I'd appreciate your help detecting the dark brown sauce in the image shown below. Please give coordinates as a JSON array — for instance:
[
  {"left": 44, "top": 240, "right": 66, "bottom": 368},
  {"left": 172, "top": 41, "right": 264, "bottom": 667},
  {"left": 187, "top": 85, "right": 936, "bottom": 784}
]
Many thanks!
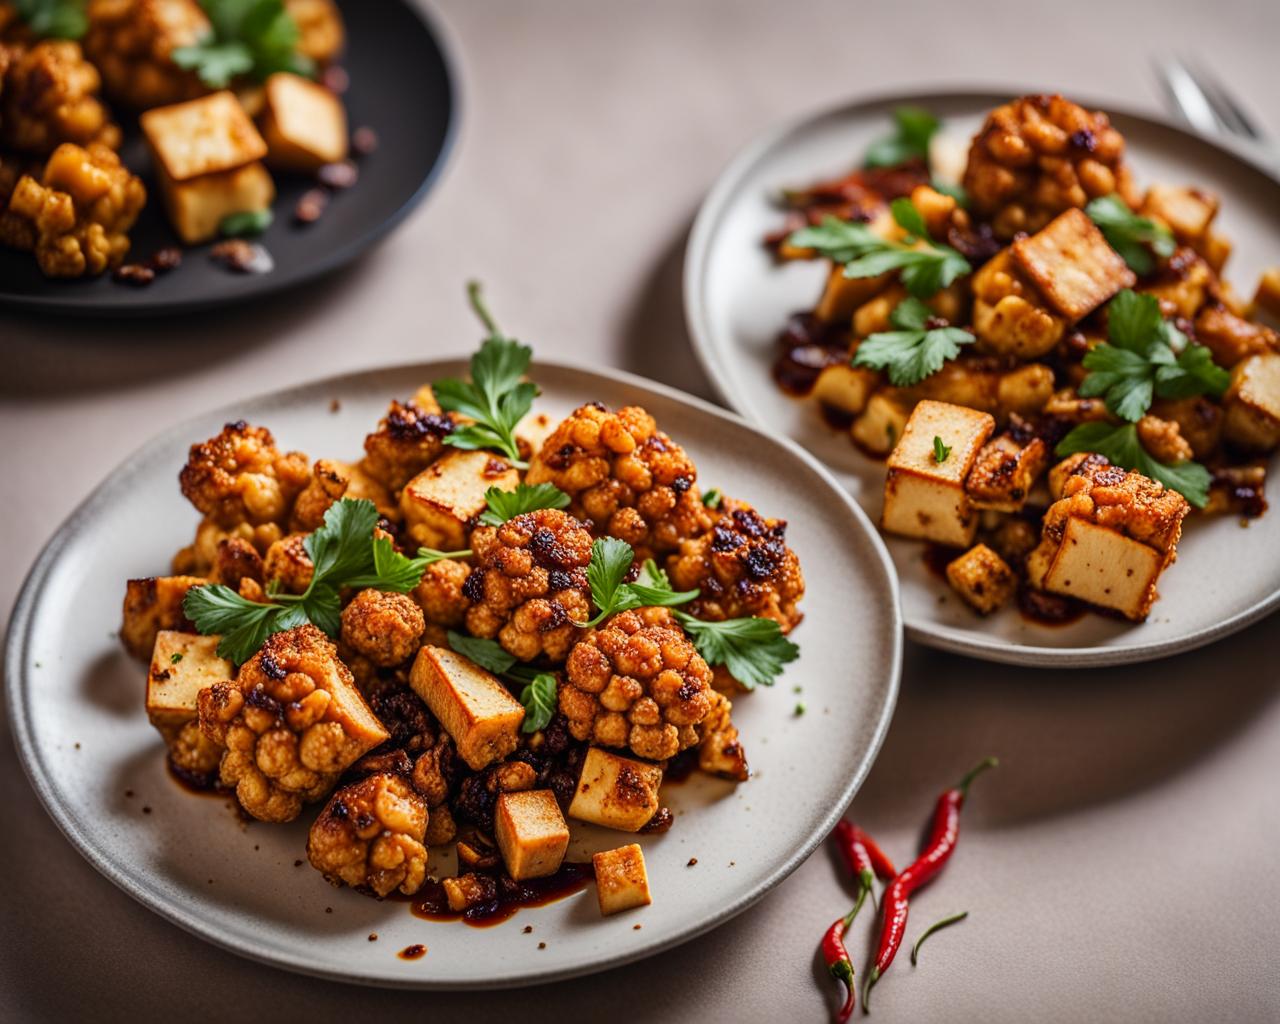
[
  {"left": 166, "top": 758, "right": 229, "bottom": 797},
  {"left": 771, "top": 313, "right": 850, "bottom": 397},
  {"left": 398, "top": 944, "right": 426, "bottom": 960},
  {"left": 922, "top": 544, "right": 966, "bottom": 580},
  {"left": 1016, "top": 585, "right": 1088, "bottom": 627},
  {"left": 661, "top": 748, "right": 698, "bottom": 784},
  {"left": 818, "top": 402, "right": 855, "bottom": 433},
  {"left": 404, "top": 862, "right": 596, "bottom": 928}
]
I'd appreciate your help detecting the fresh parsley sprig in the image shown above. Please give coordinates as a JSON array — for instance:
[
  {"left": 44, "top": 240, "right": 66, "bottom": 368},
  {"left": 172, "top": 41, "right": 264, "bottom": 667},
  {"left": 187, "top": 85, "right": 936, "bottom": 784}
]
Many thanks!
[
  {"left": 171, "top": 0, "right": 315, "bottom": 89},
  {"left": 1079, "top": 290, "right": 1230, "bottom": 422},
  {"left": 852, "top": 296, "right": 976, "bottom": 387},
  {"left": 933, "top": 436, "right": 952, "bottom": 463},
  {"left": 445, "top": 631, "right": 557, "bottom": 733},
  {"left": 1085, "top": 194, "right": 1175, "bottom": 276},
  {"left": 13, "top": 0, "right": 87, "bottom": 39},
  {"left": 433, "top": 283, "right": 538, "bottom": 468},
  {"left": 574, "top": 539, "right": 701, "bottom": 628},
  {"left": 479, "top": 483, "right": 569, "bottom": 526},
  {"left": 864, "top": 106, "right": 939, "bottom": 169},
  {"left": 1055, "top": 422, "right": 1212, "bottom": 508},
  {"left": 788, "top": 199, "right": 971, "bottom": 300}
]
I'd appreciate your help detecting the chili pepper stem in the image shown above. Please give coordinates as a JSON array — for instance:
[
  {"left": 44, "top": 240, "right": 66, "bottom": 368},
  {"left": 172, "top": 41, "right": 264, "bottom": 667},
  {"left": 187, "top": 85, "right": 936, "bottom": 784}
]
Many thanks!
[
  {"left": 956, "top": 756, "right": 999, "bottom": 799},
  {"left": 862, "top": 967, "right": 880, "bottom": 1014}
]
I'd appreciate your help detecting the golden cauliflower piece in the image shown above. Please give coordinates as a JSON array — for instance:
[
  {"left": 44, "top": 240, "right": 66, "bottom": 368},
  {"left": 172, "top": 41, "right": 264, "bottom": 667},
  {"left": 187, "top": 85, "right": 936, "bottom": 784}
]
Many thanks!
[
  {"left": 695, "top": 690, "right": 748, "bottom": 782},
  {"left": 0, "top": 151, "right": 41, "bottom": 251},
  {"left": 289, "top": 458, "right": 397, "bottom": 532},
  {"left": 462, "top": 508, "right": 594, "bottom": 663},
  {"left": 197, "top": 625, "right": 390, "bottom": 823},
  {"left": 307, "top": 772, "right": 430, "bottom": 898},
  {"left": 208, "top": 535, "right": 264, "bottom": 589},
  {"left": 1042, "top": 456, "right": 1190, "bottom": 555},
  {"left": 963, "top": 94, "right": 1138, "bottom": 240},
  {"left": 166, "top": 718, "right": 223, "bottom": 784},
  {"left": 262, "top": 532, "right": 313, "bottom": 594},
  {"left": 83, "top": 0, "right": 210, "bottom": 110},
  {"left": 179, "top": 421, "right": 310, "bottom": 529},
  {"left": 667, "top": 499, "right": 805, "bottom": 632},
  {"left": 561, "top": 607, "right": 714, "bottom": 761},
  {"left": 361, "top": 387, "right": 455, "bottom": 493},
  {"left": 340, "top": 588, "right": 426, "bottom": 668},
  {"left": 284, "top": 0, "right": 344, "bottom": 65},
  {"left": 412, "top": 558, "right": 471, "bottom": 628},
  {"left": 0, "top": 40, "right": 120, "bottom": 155},
  {"left": 970, "top": 248, "right": 1066, "bottom": 359},
  {"left": 526, "top": 403, "right": 713, "bottom": 558}
]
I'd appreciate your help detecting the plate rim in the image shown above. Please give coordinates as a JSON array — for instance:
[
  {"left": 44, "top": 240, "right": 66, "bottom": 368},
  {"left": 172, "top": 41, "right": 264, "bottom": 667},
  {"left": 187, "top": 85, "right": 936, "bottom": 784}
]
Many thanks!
[
  {"left": 683, "top": 86, "right": 1280, "bottom": 668},
  {"left": 3, "top": 357, "right": 903, "bottom": 988},
  {"left": 0, "top": 0, "right": 460, "bottom": 318}
]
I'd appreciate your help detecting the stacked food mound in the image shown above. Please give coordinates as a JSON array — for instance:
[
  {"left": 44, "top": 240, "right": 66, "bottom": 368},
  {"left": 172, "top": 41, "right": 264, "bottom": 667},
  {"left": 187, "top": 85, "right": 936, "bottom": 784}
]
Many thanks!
[
  {"left": 769, "top": 94, "right": 1280, "bottom": 622},
  {"left": 119, "top": 289, "right": 803, "bottom": 921},
  {"left": 0, "top": 0, "right": 351, "bottom": 279}
]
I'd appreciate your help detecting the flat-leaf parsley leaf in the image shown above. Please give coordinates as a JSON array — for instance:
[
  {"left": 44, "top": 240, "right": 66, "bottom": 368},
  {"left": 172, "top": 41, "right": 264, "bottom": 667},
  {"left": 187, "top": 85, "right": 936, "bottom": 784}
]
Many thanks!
[
  {"left": 478, "top": 483, "right": 570, "bottom": 525},
  {"left": 852, "top": 296, "right": 976, "bottom": 386},
  {"left": 864, "top": 106, "right": 939, "bottom": 169},
  {"left": 1055, "top": 421, "right": 1212, "bottom": 508},
  {"left": 1085, "top": 194, "right": 1175, "bottom": 276}
]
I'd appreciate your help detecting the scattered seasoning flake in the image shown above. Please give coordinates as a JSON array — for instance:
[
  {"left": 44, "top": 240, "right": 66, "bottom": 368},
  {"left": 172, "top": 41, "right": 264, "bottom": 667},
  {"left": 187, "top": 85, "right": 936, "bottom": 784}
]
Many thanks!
[
  {"left": 148, "top": 247, "right": 182, "bottom": 273},
  {"left": 368, "top": 934, "right": 378, "bottom": 942},
  {"left": 522, "top": 926, "right": 532, "bottom": 934},
  {"left": 687, "top": 858, "right": 698, "bottom": 867},
  {"left": 538, "top": 942, "right": 546, "bottom": 950},
  {"left": 75, "top": 743, "right": 81, "bottom": 749},
  {"left": 633, "top": 924, "right": 642, "bottom": 930},
  {"left": 125, "top": 789, "right": 134, "bottom": 797},
  {"left": 326, "top": 908, "right": 333, "bottom": 914},
  {"left": 321, "top": 65, "right": 349, "bottom": 94},
  {"left": 296, "top": 187, "right": 329, "bottom": 223},
  {"left": 793, "top": 685, "right": 802, "bottom": 693},
  {"left": 254, "top": 845, "right": 259, "bottom": 851},
  {"left": 171, "top": 652, "right": 184, "bottom": 664},
  {"left": 143, "top": 806, "right": 152, "bottom": 814},
  {"left": 294, "top": 860, "right": 303, "bottom": 867},
  {"left": 317, "top": 159, "right": 358, "bottom": 189},
  {"left": 208, "top": 879, "right": 213, "bottom": 884},
  {"left": 729, "top": 861, "right": 735, "bottom": 866},
  {"left": 795, "top": 702, "right": 807, "bottom": 715},
  {"left": 113, "top": 263, "right": 155, "bottom": 285},
  {"left": 352, "top": 126, "right": 378, "bottom": 154},
  {"left": 330, "top": 397, "right": 341, "bottom": 413}
]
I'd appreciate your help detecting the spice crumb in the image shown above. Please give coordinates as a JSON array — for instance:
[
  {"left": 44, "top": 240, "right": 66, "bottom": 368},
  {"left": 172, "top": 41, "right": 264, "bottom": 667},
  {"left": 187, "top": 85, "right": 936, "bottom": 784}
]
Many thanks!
[
  {"left": 125, "top": 789, "right": 134, "bottom": 798},
  {"left": 254, "top": 845, "right": 259, "bottom": 851},
  {"left": 538, "top": 942, "right": 546, "bottom": 950},
  {"left": 352, "top": 126, "right": 378, "bottom": 154},
  {"left": 729, "top": 861, "right": 735, "bottom": 866},
  {"left": 142, "top": 806, "right": 152, "bottom": 814},
  {"left": 633, "top": 924, "right": 642, "bottom": 930},
  {"left": 207, "top": 879, "right": 213, "bottom": 884},
  {"left": 329, "top": 397, "right": 341, "bottom": 413},
  {"left": 326, "top": 908, "right": 333, "bottom": 914},
  {"left": 368, "top": 934, "right": 378, "bottom": 942},
  {"left": 522, "top": 926, "right": 532, "bottom": 934},
  {"left": 687, "top": 858, "right": 697, "bottom": 867},
  {"left": 75, "top": 743, "right": 81, "bottom": 749},
  {"left": 295, "top": 860, "right": 303, "bottom": 866}
]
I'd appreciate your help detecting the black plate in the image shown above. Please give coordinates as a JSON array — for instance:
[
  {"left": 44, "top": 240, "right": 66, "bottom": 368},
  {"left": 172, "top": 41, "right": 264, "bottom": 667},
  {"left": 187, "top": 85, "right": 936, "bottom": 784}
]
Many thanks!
[{"left": 0, "top": 0, "right": 455, "bottom": 316}]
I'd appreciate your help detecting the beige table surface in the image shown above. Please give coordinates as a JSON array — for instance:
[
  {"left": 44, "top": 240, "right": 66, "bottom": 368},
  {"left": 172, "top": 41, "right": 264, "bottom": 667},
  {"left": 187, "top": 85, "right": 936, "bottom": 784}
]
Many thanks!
[{"left": 3, "top": 1, "right": 1280, "bottom": 1020}]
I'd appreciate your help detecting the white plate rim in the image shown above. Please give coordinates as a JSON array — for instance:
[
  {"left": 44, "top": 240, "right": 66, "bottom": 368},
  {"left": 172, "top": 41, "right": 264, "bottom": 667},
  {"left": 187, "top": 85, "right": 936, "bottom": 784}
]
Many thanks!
[
  {"left": 3, "top": 358, "right": 903, "bottom": 988},
  {"left": 683, "top": 87, "right": 1280, "bottom": 668}
]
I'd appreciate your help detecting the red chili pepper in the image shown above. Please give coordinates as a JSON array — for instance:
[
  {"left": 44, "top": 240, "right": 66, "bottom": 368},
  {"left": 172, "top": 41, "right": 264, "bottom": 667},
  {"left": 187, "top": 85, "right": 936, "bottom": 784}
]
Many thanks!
[
  {"left": 823, "top": 907, "right": 859, "bottom": 1023},
  {"left": 863, "top": 757, "right": 996, "bottom": 1012},
  {"left": 835, "top": 820, "right": 897, "bottom": 883}
]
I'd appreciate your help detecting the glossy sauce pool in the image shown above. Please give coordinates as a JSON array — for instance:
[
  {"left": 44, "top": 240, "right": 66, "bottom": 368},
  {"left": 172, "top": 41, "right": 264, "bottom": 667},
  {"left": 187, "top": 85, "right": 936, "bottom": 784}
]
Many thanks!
[{"left": 398, "top": 862, "right": 596, "bottom": 928}]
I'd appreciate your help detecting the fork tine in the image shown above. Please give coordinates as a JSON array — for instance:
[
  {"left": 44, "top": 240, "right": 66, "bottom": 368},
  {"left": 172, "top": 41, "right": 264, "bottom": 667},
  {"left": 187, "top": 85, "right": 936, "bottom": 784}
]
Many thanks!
[
  {"left": 1183, "top": 62, "right": 1263, "bottom": 141},
  {"left": 1157, "top": 57, "right": 1224, "bottom": 136}
]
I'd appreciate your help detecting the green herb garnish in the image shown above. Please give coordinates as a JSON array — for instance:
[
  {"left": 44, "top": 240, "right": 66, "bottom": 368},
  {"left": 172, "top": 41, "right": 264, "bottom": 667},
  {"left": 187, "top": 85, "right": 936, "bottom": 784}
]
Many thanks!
[
  {"left": 852, "top": 296, "right": 976, "bottom": 386},
  {"left": 432, "top": 283, "right": 538, "bottom": 468},
  {"left": 864, "top": 106, "right": 939, "bottom": 169},
  {"left": 478, "top": 483, "right": 570, "bottom": 526},
  {"left": 171, "top": 0, "right": 315, "bottom": 88},
  {"left": 672, "top": 611, "right": 799, "bottom": 691},
  {"left": 788, "top": 199, "right": 971, "bottom": 300},
  {"left": 702, "top": 488, "right": 722, "bottom": 510},
  {"left": 170, "top": 652, "right": 184, "bottom": 664},
  {"left": 574, "top": 540, "right": 700, "bottom": 628},
  {"left": 795, "top": 702, "right": 807, "bottom": 716},
  {"left": 445, "top": 631, "right": 556, "bottom": 733},
  {"left": 1085, "top": 194, "right": 1175, "bottom": 276},
  {"left": 933, "top": 436, "right": 952, "bottom": 463},
  {"left": 220, "top": 208, "right": 274, "bottom": 237},
  {"left": 12, "top": 0, "right": 87, "bottom": 39},
  {"left": 1055, "top": 422, "right": 1212, "bottom": 507}
]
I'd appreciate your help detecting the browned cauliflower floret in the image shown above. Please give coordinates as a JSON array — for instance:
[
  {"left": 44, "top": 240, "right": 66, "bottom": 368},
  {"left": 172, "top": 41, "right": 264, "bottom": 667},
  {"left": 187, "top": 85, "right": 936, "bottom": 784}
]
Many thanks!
[
  {"left": 526, "top": 403, "right": 714, "bottom": 557},
  {"left": 667, "top": 499, "right": 805, "bottom": 632},
  {"left": 963, "top": 94, "right": 1139, "bottom": 240},
  {"left": 695, "top": 690, "right": 748, "bottom": 782},
  {"left": 0, "top": 150, "right": 41, "bottom": 251},
  {"left": 361, "top": 387, "right": 454, "bottom": 493},
  {"left": 179, "top": 421, "right": 310, "bottom": 529},
  {"left": 561, "top": 607, "right": 713, "bottom": 761},
  {"left": 1, "top": 40, "right": 121, "bottom": 154},
  {"left": 262, "top": 532, "right": 313, "bottom": 594},
  {"left": 1042, "top": 457, "right": 1190, "bottom": 555},
  {"left": 307, "top": 772, "right": 429, "bottom": 897},
  {"left": 197, "top": 625, "right": 390, "bottom": 823},
  {"left": 289, "top": 458, "right": 397, "bottom": 533},
  {"left": 208, "top": 535, "right": 264, "bottom": 589},
  {"left": 462, "top": 509, "right": 594, "bottom": 663},
  {"left": 82, "top": 0, "right": 210, "bottom": 110},
  {"left": 412, "top": 558, "right": 470, "bottom": 628},
  {"left": 166, "top": 718, "right": 223, "bottom": 784},
  {"left": 340, "top": 588, "right": 425, "bottom": 668}
]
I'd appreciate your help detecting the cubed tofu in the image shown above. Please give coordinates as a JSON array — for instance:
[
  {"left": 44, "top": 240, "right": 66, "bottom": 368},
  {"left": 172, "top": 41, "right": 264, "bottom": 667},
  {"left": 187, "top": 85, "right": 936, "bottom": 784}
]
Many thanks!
[
  {"left": 1042, "top": 517, "right": 1165, "bottom": 620},
  {"left": 965, "top": 432, "right": 1049, "bottom": 512},
  {"left": 1254, "top": 267, "right": 1280, "bottom": 321},
  {"left": 1200, "top": 232, "right": 1231, "bottom": 275},
  {"left": 1223, "top": 353, "right": 1280, "bottom": 452},
  {"left": 881, "top": 400, "right": 995, "bottom": 546},
  {"left": 567, "top": 747, "right": 663, "bottom": 832},
  {"left": 147, "top": 631, "right": 235, "bottom": 740},
  {"left": 1194, "top": 307, "right": 1279, "bottom": 370},
  {"left": 493, "top": 790, "right": 570, "bottom": 881},
  {"left": 945, "top": 544, "right": 1016, "bottom": 615},
  {"left": 593, "top": 844, "right": 651, "bottom": 917},
  {"left": 153, "top": 160, "right": 275, "bottom": 245},
  {"left": 1141, "top": 184, "right": 1219, "bottom": 244},
  {"left": 1012, "top": 208, "right": 1136, "bottom": 321},
  {"left": 1140, "top": 248, "right": 1212, "bottom": 320},
  {"left": 850, "top": 392, "right": 909, "bottom": 455},
  {"left": 409, "top": 645, "right": 524, "bottom": 770},
  {"left": 140, "top": 92, "right": 268, "bottom": 182},
  {"left": 257, "top": 72, "right": 348, "bottom": 173},
  {"left": 812, "top": 363, "right": 877, "bottom": 417},
  {"left": 400, "top": 449, "right": 520, "bottom": 551},
  {"left": 815, "top": 263, "right": 891, "bottom": 323},
  {"left": 121, "top": 575, "right": 206, "bottom": 660},
  {"left": 515, "top": 411, "right": 557, "bottom": 461}
]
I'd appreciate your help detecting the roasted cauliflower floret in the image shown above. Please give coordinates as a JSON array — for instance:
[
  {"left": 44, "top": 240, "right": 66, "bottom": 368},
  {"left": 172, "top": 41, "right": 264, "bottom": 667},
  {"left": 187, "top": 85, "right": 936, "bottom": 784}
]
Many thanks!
[
  {"left": 1, "top": 40, "right": 120, "bottom": 155},
  {"left": 307, "top": 772, "right": 429, "bottom": 897},
  {"left": 361, "top": 389, "right": 454, "bottom": 493},
  {"left": 208, "top": 535, "right": 264, "bottom": 589},
  {"left": 197, "top": 625, "right": 390, "bottom": 823},
  {"left": 83, "top": 0, "right": 210, "bottom": 110},
  {"left": 561, "top": 607, "right": 713, "bottom": 761},
  {"left": 284, "top": 0, "right": 344, "bottom": 65},
  {"left": 970, "top": 249, "right": 1066, "bottom": 358},
  {"left": 412, "top": 558, "right": 471, "bottom": 628},
  {"left": 1042, "top": 458, "right": 1190, "bottom": 556},
  {"left": 262, "top": 532, "right": 313, "bottom": 594},
  {"left": 179, "top": 421, "right": 310, "bottom": 529},
  {"left": 963, "top": 94, "right": 1138, "bottom": 240},
  {"left": 340, "top": 588, "right": 426, "bottom": 668},
  {"left": 694, "top": 690, "right": 748, "bottom": 781},
  {"left": 290, "top": 458, "right": 397, "bottom": 532},
  {"left": 526, "top": 403, "right": 714, "bottom": 557},
  {"left": 167, "top": 718, "right": 223, "bottom": 782},
  {"left": 667, "top": 500, "right": 805, "bottom": 632},
  {"left": 462, "top": 509, "right": 594, "bottom": 663}
]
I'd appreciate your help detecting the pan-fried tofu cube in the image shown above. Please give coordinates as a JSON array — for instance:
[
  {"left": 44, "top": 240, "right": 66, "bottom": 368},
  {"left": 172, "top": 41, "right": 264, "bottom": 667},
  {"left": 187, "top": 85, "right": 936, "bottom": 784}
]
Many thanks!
[
  {"left": 881, "top": 400, "right": 995, "bottom": 547},
  {"left": 945, "top": 544, "right": 1015, "bottom": 615},
  {"left": 121, "top": 575, "right": 206, "bottom": 660},
  {"left": 140, "top": 92, "right": 268, "bottom": 182},
  {"left": 813, "top": 363, "right": 877, "bottom": 416},
  {"left": 1141, "top": 184, "right": 1219, "bottom": 244},
  {"left": 567, "top": 747, "right": 662, "bottom": 832},
  {"left": 493, "top": 790, "right": 570, "bottom": 881},
  {"left": 409, "top": 645, "right": 525, "bottom": 769},
  {"left": 1254, "top": 267, "right": 1280, "bottom": 321},
  {"left": 152, "top": 160, "right": 276, "bottom": 245},
  {"left": 147, "top": 631, "right": 235, "bottom": 740},
  {"left": 1194, "top": 308, "right": 1279, "bottom": 370},
  {"left": 1200, "top": 232, "right": 1231, "bottom": 275},
  {"left": 851, "top": 393, "right": 909, "bottom": 455},
  {"left": 400, "top": 450, "right": 520, "bottom": 551},
  {"left": 593, "top": 844, "right": 651, "bottom": 917},
  {"left": 515, "top": 411, "right": 557, "bottom": 461},
  {"left": 1012, "top": 208, "right": 1136, "bottom": 321},
  {"left": 1042, "top": 517, "right": 1165, "bottom": 620},
  {"left": 257, "top": 72, "right": 348, "bottom": 173},
  {"left": 1223, "top": 353, "right": 1280, "bottom": 452},
  {"left": 815, "top": 263, "right": 891, "bottom": 323},
  {"left": 965, "top": 431, "right": 1049, "bottom": 512}
]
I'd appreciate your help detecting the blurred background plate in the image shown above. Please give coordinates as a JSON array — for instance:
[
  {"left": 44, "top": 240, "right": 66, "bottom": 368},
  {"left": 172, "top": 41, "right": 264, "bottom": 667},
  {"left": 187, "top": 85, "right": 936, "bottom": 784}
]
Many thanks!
[
  {"left": 5, "top": 360, "right": 901, "bottom": 987},
  {"left": 0, "top": 0, "right": 455, "bottom": 316},
  {"left": 684, "top": 90, "right": 1280, "bottom": 667}
]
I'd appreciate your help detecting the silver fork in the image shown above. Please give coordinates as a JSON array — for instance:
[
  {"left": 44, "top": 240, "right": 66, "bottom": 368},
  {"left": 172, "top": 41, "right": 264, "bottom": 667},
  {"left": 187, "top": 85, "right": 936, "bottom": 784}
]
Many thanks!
[{"left": 1156, "top": 57, "right": 1279, "bottom": 176}]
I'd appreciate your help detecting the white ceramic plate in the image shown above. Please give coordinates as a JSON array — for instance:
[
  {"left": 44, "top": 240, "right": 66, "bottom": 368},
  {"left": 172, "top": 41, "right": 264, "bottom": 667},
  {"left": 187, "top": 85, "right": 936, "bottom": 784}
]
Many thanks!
[
  {"left": 4, "top": 361, "right": 902, "bottom": 988},
  {"left": 685, "top": 90, "right": 1280, "bottom": 666}
]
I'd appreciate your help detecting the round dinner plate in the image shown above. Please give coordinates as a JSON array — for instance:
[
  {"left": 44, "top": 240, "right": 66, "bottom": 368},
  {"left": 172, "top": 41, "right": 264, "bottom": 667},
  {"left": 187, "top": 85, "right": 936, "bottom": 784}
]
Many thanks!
[
  {"left": 4, "top": 360, "right": 902, "bottom": 988},
  {"left": 0, "top": 0, "right": 455, "bottom": 316},
  {"left": 685, "top": 90, "right": 1280, "bottom": 667}
]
